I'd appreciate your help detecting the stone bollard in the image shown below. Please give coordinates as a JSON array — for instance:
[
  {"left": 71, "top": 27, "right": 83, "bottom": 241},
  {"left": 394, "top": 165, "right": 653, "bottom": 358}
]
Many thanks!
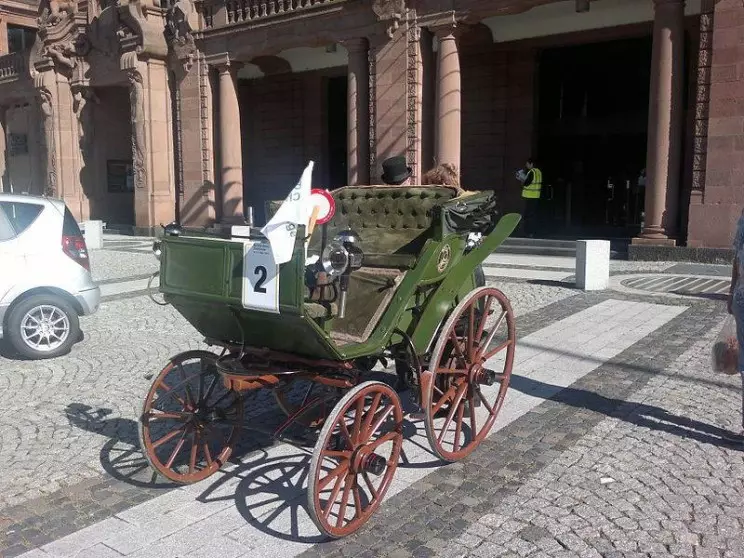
[
  {"left": 576, "top": 240, "right": 610, "bottom": 291},
  {"left": 81, "top": 220, "right": 104, "bottom": 250}
]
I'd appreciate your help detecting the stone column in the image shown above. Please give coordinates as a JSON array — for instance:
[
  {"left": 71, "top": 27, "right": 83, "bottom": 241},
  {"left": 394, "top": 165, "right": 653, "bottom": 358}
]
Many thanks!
[
  {"left": 217, "top": 62, "right": 244, "bottom": 222},
  {"left": 638, "top": 0, "right": 685, "bottom": 243},
  {"left": 344, "top": 38, "right": 370, "bottom": 185},
  {"left": 433, "top": 23, "right": 462, "bottom": 170}
]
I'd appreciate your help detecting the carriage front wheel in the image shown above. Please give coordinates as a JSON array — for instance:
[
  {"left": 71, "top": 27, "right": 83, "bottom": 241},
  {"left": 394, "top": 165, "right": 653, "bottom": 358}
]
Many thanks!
[
  {"left": 308, "top": 381, "right": 403, "bottom": 538},
  {"left": 422, "top": 287, "right": 515, "bottom": 462},
  {"left": 139, "top": 350, "right": 244, "bottom": 484}
]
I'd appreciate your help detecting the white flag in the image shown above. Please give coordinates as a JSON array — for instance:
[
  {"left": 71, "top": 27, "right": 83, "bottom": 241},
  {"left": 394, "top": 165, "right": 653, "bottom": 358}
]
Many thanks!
[{"left": 261, "top": 161, "right": 314, "bottom": 264}]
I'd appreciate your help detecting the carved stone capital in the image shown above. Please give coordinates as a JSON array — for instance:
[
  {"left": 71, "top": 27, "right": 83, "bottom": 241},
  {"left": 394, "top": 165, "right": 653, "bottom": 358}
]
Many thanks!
[
  {"left": 340, "top": 37, "right": 369, "bottom": 54},
  {"left": 33, "top": 0, "right": 88, "bottom": 75},
  {"left": 165, "top": 0, "right": 197, "bottom": 75},
  {"left": 371, "top": 0, "right": 406, "bottom": 39},
  {"left": 116, "top": 0, "right": 168, "bottom": 60}
]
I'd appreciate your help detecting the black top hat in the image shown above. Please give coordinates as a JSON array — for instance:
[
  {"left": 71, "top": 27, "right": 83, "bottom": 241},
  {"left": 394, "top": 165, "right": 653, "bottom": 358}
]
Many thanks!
[{"left": 381, "top": 156, "right": 412, "bottom": 185}]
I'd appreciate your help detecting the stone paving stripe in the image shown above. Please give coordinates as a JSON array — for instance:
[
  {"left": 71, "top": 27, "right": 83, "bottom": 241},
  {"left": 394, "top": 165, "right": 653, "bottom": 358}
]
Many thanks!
[
  {"left": 485, "top": 254, "right": 577, "bottom": 270},
  {"left": 96, "top": 274, "right": 155, "bottom": 286},
  {"left": 483, "top": 268, "right": 573, "bottom": 281},
  {"left": 99, "top": 277, "right": 158, "bottom": 298},
  {"left": 14, "top": 298, "right": 684, "bottom": 558}
]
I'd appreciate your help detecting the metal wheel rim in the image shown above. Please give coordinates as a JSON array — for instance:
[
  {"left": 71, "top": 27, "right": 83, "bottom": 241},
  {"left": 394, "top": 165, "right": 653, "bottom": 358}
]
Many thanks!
[
  {"left": 20, "top": 305, "right": 70, "bottom": 352},
  {"left": 139, "top": 350, "right": 243, "bottom": 484},
  {"left": 308, "top": 381, "right": 403, "bottom": 538},
  {"left": 423, "top": 287, "right": 515, "bottom": 462}
]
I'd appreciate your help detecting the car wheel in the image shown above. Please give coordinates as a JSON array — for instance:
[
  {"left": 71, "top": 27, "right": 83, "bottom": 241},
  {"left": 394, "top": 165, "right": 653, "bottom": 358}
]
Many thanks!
[{"left": 6, "top": 294, "right": 80, "bottom": 360}]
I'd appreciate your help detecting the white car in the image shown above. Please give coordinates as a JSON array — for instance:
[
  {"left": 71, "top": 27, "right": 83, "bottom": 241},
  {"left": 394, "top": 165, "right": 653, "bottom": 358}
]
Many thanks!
[{"left": 0, "top": 193, "right": 100, "bottom": 359}]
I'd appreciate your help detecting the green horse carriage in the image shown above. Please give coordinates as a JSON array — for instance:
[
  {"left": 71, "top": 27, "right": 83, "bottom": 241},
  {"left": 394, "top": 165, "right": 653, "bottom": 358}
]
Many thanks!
[{"left": 139, "top": 184, "right": 520, "bottom": 538}]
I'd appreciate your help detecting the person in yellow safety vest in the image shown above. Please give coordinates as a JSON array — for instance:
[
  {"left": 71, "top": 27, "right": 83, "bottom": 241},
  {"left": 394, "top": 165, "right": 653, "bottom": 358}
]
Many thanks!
[{"left": 517, "top": 158, "right": 542, "bottom": 237}]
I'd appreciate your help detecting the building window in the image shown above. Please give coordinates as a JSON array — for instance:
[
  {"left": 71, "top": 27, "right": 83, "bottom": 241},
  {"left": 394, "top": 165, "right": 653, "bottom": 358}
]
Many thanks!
[
  {"left": 8, "top": 134, "right": 28, "bottom": 156},
  {"left": 107, "top": 160, "right": 134, "bottom": 193},
  {"left": 7, "top": 25, "right": 36, "bottom": 54}
]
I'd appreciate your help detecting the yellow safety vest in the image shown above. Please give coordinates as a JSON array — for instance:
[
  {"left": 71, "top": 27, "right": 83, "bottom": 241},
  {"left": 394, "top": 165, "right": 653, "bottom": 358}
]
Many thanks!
[{"left": 522, "top": 168, "right": 542, "bottom": 199}]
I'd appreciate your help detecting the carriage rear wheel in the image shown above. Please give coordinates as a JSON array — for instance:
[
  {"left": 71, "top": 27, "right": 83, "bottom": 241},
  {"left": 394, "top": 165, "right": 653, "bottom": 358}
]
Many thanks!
[
  {"left": 139, "top": 350, "right": 244, "bottom": 484},
  {"left": 422, "top": 287, "right": 515, "bottom": 462},
  {"left": 308, "top": 381, "right": 403, "bottom": 538}
]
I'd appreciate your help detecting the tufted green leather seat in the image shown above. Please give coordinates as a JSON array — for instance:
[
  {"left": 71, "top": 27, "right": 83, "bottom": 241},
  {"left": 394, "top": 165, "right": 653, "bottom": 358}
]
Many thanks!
[{"left": 267, "top": 185, "right": 459, "bottom": 268}]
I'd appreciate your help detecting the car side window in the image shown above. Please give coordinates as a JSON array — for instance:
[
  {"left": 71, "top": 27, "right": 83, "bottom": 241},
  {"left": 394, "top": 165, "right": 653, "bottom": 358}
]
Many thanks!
[
  {"left": 0, "top": 203, "right": 15, "bottom": 241},
  {"left": 0, "top": 201, "right": 44, "bottom": 240}
]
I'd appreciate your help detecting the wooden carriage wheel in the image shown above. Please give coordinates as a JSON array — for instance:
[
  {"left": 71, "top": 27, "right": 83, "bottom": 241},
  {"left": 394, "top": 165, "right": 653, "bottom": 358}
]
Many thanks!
[
  {"left": 308, "top": 381, "right": 403, "bottom": 538},
  {"left": 422, "top": 287, "right": 515, "bottom": 462},
  {"left": 139, "top": 350, "right": 244, "bottom": 484}
]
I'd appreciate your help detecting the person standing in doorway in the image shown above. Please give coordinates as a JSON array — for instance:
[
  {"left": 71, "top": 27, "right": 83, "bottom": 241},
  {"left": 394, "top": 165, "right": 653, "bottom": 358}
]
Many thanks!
[
  {"left": 516, "top": 157, "right": 543, "bottom": 237},
  {"left": 381, "top": 156, "right": 412, "bottom": 186}
]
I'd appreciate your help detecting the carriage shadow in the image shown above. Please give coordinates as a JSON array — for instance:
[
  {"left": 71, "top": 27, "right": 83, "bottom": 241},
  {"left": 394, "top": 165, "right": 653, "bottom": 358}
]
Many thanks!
[{"left": 64, "top": 374, "right": 447, "bottom": 543}]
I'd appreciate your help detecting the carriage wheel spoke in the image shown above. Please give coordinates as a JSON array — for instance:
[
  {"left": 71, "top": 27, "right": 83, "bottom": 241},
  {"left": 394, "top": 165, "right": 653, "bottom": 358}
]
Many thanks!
[
  {"left": 146, "top": 410, "right": 191, "bottom": 421},
  {"left": 201, "top": 374, "right": 219, "bottom": 405},
  {"left": 156, "top": 379, "right": 187, "bottom": 408},
  {"left": 367, "top": 431, "right": 397, "bottom": 452},
  {"left": 152, "top": 426, "right": 186, "bottom": 449},
  {"left": 483, "top": 342, "right": 512, "bottom": 363},
  {"left": 362, "top": 471, "right": 378, "bottom": 499},
  {"left": 336, "top": 476, "right": 353, "bottom": 527},
  {"left": 449, "top": 332, "right": 468, "bottom": 367},
  {"left": 339, "top": 421, "right": 354, "bottom": 449},
  {"left": 474, "top": 295, "right": 493, "bottom": 342},
  {"left": 467, "top": 305, "right": 476, "bottom": 359},
  {"left": 351, "top": 398, "right": 365, "bottom": 445},
  {"left": 468, "top": 393, "right": 478, "bottom": 436},
  {"left": 432, "top": 383, "right": 457, "bottom": 416},
  {"left": 177, "top": 364, "right": 195, "bottom": 409},
  {"left": 319, "top": 461, "right": 350, "bottom": 491},
  {"left": 475, "top": 386, "right": 494, "bottom": 415},
  {"left": 165, "top": 430, "right": 188, "bottom": 468},
  {"left": 453, "top": 399, "right": 466, "bottom": 452},
  {"left": 437, "top": 383, "right": 467, "bottom": 445},
  {"left": 189, "top": 431, "right": 199, "bottom": 474},
  {"left": 353, "top": 485, "right": 364, "bottom": 513},
  {"left": 322, "top": 475, "right": 346, "bottom": 519},
  {"left": 477, "top": 311, "right": 507, "bottom": 361},
  {"left": 360, "top": 393, "right": 383, "bottom": 439},
  {"left": 366, "top": 404, "right": 394, "bottom": 440}
]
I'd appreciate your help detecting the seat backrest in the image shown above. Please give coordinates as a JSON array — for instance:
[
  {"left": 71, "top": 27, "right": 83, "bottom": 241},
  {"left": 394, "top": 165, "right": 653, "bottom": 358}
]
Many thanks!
[{"left": 266, "top": 185, "right": 458, "bottom": 263}]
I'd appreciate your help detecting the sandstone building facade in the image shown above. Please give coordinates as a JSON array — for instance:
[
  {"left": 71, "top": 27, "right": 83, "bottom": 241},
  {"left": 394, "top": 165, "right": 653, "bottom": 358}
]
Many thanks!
[{"left": 0, "top": 0, "right": 742, "bottom": 248}]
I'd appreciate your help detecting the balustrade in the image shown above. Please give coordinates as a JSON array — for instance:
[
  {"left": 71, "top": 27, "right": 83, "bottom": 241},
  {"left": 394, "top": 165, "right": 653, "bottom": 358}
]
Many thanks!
[{"left": 199, "top": 0, "right": 343, "bottom": 29}]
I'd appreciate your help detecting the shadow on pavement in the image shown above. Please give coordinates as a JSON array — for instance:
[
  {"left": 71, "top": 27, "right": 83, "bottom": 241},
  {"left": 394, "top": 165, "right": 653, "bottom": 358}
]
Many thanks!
[{"left": 510, "top": 375, "right": 744, "bottom": 449}]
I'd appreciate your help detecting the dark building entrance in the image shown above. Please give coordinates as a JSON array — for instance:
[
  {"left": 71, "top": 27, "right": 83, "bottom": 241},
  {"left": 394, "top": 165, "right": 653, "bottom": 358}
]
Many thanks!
[{"left": 535, "top": 35, "right": 652, "bottom": 238}]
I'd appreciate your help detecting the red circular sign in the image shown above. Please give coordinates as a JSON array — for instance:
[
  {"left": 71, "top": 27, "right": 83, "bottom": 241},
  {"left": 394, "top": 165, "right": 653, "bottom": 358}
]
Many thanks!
[{"left": 310, "top": 189, "right": 336, "bottom": 225}]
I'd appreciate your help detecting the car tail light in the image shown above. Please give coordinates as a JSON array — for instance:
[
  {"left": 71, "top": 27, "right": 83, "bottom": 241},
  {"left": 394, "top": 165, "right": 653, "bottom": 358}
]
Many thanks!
[{"left": 62, "top": 235, "right": 90, "bottom": 271}]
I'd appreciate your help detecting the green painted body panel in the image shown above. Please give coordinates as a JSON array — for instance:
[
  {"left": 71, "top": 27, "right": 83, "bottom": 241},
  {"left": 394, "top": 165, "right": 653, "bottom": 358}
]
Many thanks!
[
  {"left": 159, "top": 190, "right": 520, "bottom": 363},
  {"left": 161, "top": 228, "right": 344, "bottom": 360}
]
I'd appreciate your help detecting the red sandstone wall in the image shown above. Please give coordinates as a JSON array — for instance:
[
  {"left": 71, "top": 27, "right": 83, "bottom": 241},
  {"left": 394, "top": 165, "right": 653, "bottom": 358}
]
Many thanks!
[
  {"left": 371, "top": 30, "right": 408, "bottom": 182},
  {"left": 687, "top": 0, "right": 744, "bottom": 248},
  {"left": 460, "top": 36, "right": 535, "bottom": 216}
]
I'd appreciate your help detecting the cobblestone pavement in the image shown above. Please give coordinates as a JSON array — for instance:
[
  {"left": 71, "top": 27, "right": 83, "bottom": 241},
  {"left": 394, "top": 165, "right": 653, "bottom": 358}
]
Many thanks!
[{"left": 1, "top": 241, "right": 742, "bottom": 557}]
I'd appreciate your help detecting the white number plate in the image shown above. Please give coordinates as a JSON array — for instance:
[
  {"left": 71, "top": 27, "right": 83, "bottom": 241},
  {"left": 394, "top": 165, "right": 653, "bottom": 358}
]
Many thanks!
[{"left": 241, "top": 240, "right": 280, "bottom": 314}]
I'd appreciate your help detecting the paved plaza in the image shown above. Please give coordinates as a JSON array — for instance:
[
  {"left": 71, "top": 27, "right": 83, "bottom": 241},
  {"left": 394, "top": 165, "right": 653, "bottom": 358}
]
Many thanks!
[{"left": 1, "top": 237, "right": 743, "bottom": 558}]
